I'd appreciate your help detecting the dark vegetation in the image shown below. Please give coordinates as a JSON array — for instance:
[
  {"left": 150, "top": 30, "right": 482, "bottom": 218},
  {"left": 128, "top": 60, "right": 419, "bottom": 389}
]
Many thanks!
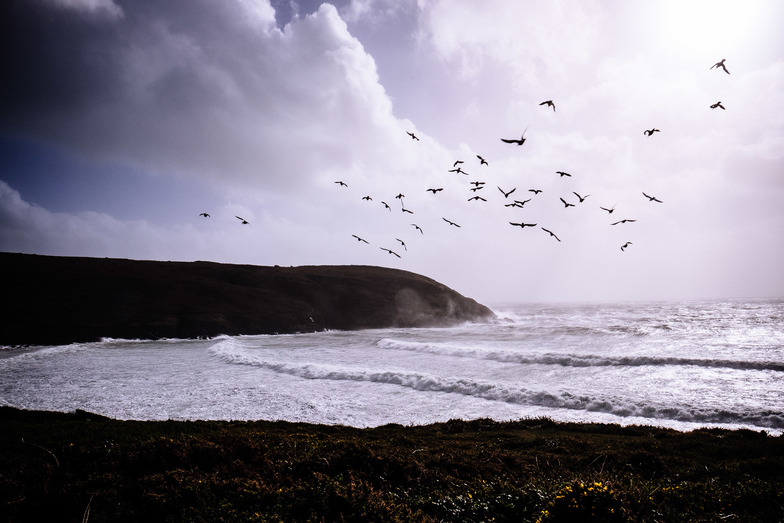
[
  {"left": 2, "top": 407, "right": 782, "bottom": 522},
  {"left": 1, "top": 252, "right": 494, "bottom": 346}
]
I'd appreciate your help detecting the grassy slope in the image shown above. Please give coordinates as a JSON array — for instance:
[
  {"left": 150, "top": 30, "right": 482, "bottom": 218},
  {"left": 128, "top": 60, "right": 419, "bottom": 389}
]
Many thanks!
[{"left": 1, "top": 408, "right": 782, "bottom": 522}]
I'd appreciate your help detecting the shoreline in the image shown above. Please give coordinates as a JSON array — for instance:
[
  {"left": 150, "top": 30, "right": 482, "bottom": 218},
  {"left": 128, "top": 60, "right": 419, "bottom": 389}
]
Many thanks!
[{"left": 2, "top": 406, "right": 782, "bottom": 521}]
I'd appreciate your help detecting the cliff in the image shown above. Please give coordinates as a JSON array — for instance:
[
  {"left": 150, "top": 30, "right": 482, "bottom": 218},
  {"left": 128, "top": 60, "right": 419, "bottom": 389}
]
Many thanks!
[{"left": 1, "top": 252, "right": 495, "bottom": 345}]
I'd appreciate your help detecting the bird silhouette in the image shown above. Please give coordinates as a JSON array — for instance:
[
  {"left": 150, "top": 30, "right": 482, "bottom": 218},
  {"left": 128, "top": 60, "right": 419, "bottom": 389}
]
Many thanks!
[
  {"left": 510, "top": 222, "right": 537, "bottom": 228},
  {"left": 198, "top": 212, "right": 210, "bottom": 217},
  {"left": 449, "top": 167, "right": 469, "bottom": 175},
  {"left": 529, "top": 189, "right": 543, "bottom": 194},
  {"left": 711, "top": 59, "right": 730, "bottom": 74},
  {"left": 477, "top": 155, "right": 489, "bottom": 166},
  {"left": 498, "top": 186, "right": 517, "bottom": 198},
  {"left": 470, "top": 185, "right": 485, "bottom": 192},
  {"left": 335, "top": 181, "right": 348, "bottom": 187},
  {"left": 611, "top": 219, "right": 637, "bottom": 225},
  {"left": 539, "top": 100, "right": 556, "bottom": 112},
  {"left": 642, "top": 192, "right": 663, "bottom": 203},
  {"left": 514, "top": 199, "right": 532, "bottom": 207},
  {"left": 501, "top": 128, "right": 527, "bottom": 146},
  {"left": 395, "top": 193, "right": 405, "bottom": 200},
  {"left": 412, "top": 223, "right": 423, "bottom": 234},
  {"left": 470, "top": 181, "right": 486, "bottom": 187},
  {"left": 352, "top": 234, "right": 369, "bottom": 244},
  {"left": 443, "top": 218, "right": 461, "bottom": 227},
  {"left": 362, "top": 195, "right": 373, "bottom": 201},
  {"left": 620, "top": 242, "right": 633, "bottom": 251},
  {"left": 235, "top": 216, "right": 249, "bottom": 225},
  {"left": 407, "top": 131, "right": 420, "bottom": 141},
  {"left": 600, "top": 204, "right": 616, "bottom": 214},
  {"left": 556, "top": 171, "right": 572, "bottom": 177},
  {"left": 541, "top": 227, "right": 561, "bottom": 242},
  {"left": 401, "top": 207, "right": 414, "bottom": 214},
  {"left": 559, "top": 197, "right": 575, "bottom": 208},
  {"left": 644, "top": 128, "right": 660, "bottom": 136},
  {"left": 427, "top": 188, "right": 444, "bottom": 194},
  {"left": 710, "top": 101, "right": 726, "bottom": 110},
  {"left": 380, "top": 247, "right": 401, "bottom": 258},
  {"left": 395, "top": 238, "right": 407, "bottom": 251},
  {"left": 381, "top": 201, "right": 391, "bottom": 211},
  {"left": 468, "top": 195, "right": 487, "bottom": 202},
  {"left": 572, "top": 192, "right": 590, "bottom": 202},
  {"left": 453, "top": 160, "right": 464, "bottom": 167}
]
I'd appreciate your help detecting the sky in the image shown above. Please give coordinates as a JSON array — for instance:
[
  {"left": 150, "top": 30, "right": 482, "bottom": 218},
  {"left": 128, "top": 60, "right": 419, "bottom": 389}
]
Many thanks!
[{"left": 1, "top": 0, "right": 783, "bottom": 305}]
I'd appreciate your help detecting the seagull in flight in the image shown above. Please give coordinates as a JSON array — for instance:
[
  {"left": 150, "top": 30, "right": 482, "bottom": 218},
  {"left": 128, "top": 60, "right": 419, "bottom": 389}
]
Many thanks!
[
  {"left": 362, "top": 195, "right": 373, "bottom": 201},
  {"left": 711, "top": 59, "right": 730, "bottom": 74},
  {"left": 352, "top": 234, "right": 369, "bottom": 244},
  {"left": 541, "top": 227, "right": 561, "bottom": 242},
  {"left": 380, "top": 247, "right": 401, "bottom": 258},
  {"left": 470, "top": 185, "right": 485, "bottom": 192},
  {"left": 644, "top": 128, "right": 660, "bottom": 136},
  {"left": 470, "top": 181, "right": 486, "bottom": 187},
  {"left": 198, "top": 212, "right": 210, "bottom": 218},
  {"left": 498, "top": 186, "right": 517, "bottom": 198},
  {"left": 621, "top": 242, "right": 633, "bottom": 251},
  {"left": 453, "top": 160, "right": 464, "bottom": 167},
  {"left": 710, "top": 101, "right": 726, "bottom": 110},
  {"left": 443, "top": 217, "right": 461, "bottom": 228},
  {"left": 556, "top": 171, "right": 572, "bottom": 177},
  {"left": 235, "top": 216, "right": 249, "bottom": 225},
  {"left": 642, "top": 192, "right": 663, "bottom": 203},
  {"left": 477, "top": 155, "right": 489, "bottom": 166},
  {"left": 505, "top": 198, "right": 531, "bottom": 208},
  {"left": 381, "top": 201, "right": 391, "bottom": 211},
  {"left": 412, "top": 223, "right": 423, "bottom": 234},
  {"left": 407, "top": 131, "right": 420, "bottom": 141},
  {"left": 559, "top": 197, "right": 575, "bottom": 208},
  {"left": 600, "top": 204, "right": 616, "bottom": 214},
  {"left": 427, "top": 188, "right": 444, "bottom": 194},
  {"left": 401, "top": 207, "right": 414, "bottom": 214},
  {"left": 572, "top": 192, "right": 590, "bottom": 203},
  {"left": 395, "top": 193, "right": 405, "bottom": 200},
  {"left": 529, "top": 189, "right": 542, "bottom": 195},
  {"left": 395, "top": 238, "right": 407, "bottom": 251},
  {"left": 501, "top": 128, "right": 527, "bottom": 146},
  {"left": 334, "top": 181, "right": 348, "bottom": 187},
  {"left": 510, "top": 222, "right": 537, "bottom": 228},
  {"left": 611, "top": 219, "right": 637, "bottom": 225},
  {"left": 468, "top": 195, "right": 487, "bottom": 202},
  {"left": 539, "top": 99, "right": 556, "bottom": 112},
  {"left": 449, "top": 167, "right": 469, "bottom": 175}
]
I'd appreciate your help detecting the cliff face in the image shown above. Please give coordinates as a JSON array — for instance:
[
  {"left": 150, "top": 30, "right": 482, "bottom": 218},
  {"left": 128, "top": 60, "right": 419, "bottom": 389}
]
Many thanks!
[{"left": 1, "top": 253, "right": 495, "bottom": 345}]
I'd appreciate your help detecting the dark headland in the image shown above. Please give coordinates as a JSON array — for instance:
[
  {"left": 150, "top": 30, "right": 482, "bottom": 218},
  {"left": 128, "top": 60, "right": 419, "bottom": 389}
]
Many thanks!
[{"left": 1, "top": 252, "right": 495, "bottom": 346}]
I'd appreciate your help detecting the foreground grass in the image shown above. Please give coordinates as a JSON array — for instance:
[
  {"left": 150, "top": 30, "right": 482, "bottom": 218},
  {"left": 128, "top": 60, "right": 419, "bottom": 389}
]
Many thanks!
[{"left": 1, "top": 408, "right": 782, "bottom": 522}]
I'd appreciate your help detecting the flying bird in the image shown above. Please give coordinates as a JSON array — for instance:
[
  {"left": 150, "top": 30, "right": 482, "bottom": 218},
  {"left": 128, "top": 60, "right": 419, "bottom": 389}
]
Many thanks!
[
  {"left": 362, "top": 195, "right": 373, "bottom": 201},
  {"left": 468, "top": 195, "right": 487, "bottom": 202},
  {"left": 611, "top": 219, "right": 637, "bottom": 225},
  {"left": 621, "top": 242, "right": 633, "bottom": 251},
  {"left": 198, "top": 212, "right": 210, "bottom": 218},
  {"left": 470, "top": 181, "right": 486, "bottom": 187},
  {"left": 352, "top": 235, "right": 369, "bottom": 244},
  {"left": 395, "top": 193, "right": 405, "bottom": 200},
  {"left": 711, "top": 59, "right": 730, "bottom": 74},
  {"left": 453, "top": 160, "right": 464, "bottom": 167},
  {"left": 529, "top": 189, "right": 543, "bottom": 195},
  {"left": 395, "top": 238, "right": 407, "bottom": 251},
  {"left": 477, "top": 155, "right": 489, "bottom": 166},
  {"left": 559, "top": 197, "right": 575, "bottom": 208},
  {"left": 644, "top": 128, "right": 660, "bottom": 136},
  {"left": 509, "top": 222, "right": 537, "bottom": 228},
  {"left": 600, "top": 204, "right": 616, "bottom": 214},
  {"left": 380, "top": 247, "right": 401, "bottom": 258},
  {"left": 470, "top": 185, "right": 485, "bottom": 192},
  {"left": 412, "top": 223, "right": 423, "bottom": 234},
  {"left": 642, "top": 192, "right": 663, "bottom": 203},
  {"left": 449, "top": 167, "right": 469, "bottom": 175},
  {"left": 381, "top": 201, "right": 391, "bottom": 211},
  {"left": 498, "top": 186, "right": 517, "bottom": 198},
  {"left": 514, "top": 199, "right": 532, "bottom": 207},
  {"left": 407, "top": 131, "right": 420, "bottom": 141},
  {"left": 572, "top": 192, "right": 590, "bottom": 203},
  {"left": 443, "top": 217, "right": 461, "bottom": 228},
  {"left": 556, "top": 171, "right": 572, "bottom": 177},
  {"left": 541, "top": 227, "right": 561, "bottom": 242},
  {"left": 501, "top": 128, "right": 527, "bottom": 146},
  {"left": 427, "top": 188, "right": 444, "bottom": 194},
  {"left": 335, "top": 181, "right": 348, "bottom": 187},
  {"left": 539, "top": 99, "right": 556, "bottom": 112},
  {"left": 235, "top": 216, "right": 249, "bottom": 225},
  {"left": 710, "top": 101, "right": 726, "bottom": 110},
  {"left": 401, "top": 207, "right": 414, "bottom": 214}
]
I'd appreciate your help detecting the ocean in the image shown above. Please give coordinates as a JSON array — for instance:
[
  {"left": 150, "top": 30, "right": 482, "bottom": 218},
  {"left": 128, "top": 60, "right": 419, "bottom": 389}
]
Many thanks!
[{"left": 2, "top": 299, "right": 783, "bottom": 434}]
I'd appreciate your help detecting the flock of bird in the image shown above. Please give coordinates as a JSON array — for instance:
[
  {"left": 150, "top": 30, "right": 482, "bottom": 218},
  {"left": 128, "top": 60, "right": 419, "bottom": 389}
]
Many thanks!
[{"left": 196, "top": 59, "right": 731, "bottom": 261}]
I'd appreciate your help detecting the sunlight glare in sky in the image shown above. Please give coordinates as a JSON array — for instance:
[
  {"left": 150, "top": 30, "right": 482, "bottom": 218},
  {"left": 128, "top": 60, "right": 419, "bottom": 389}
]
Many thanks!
[{"left": 661, "top": 0, "right": 758, "bottom": 55}]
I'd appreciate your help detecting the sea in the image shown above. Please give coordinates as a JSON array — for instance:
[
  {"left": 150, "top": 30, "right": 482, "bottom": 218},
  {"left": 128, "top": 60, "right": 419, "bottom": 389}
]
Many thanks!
[{"left": 2, "top": 299, "right": 783, "bottom": 434}]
